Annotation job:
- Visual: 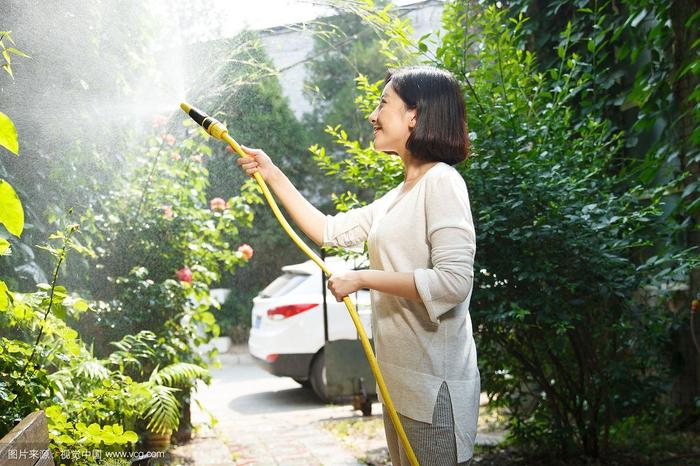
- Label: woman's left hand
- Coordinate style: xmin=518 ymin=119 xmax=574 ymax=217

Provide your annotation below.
xmin=327 ymin=270 xmax=364 ymax=302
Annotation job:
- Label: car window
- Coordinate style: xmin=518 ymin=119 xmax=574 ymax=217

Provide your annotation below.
xmin=259 ymin=272 xmax=309 ymax=298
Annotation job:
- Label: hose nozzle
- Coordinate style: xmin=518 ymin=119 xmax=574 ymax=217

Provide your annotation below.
xmin=180 ymin=102 xmax=228 ymax=140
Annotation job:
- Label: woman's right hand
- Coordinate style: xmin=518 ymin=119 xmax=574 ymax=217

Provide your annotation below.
xmin=233 ymin=145 xmax=278 ymax=182
xmin=233 ymin=144 xmax=326 ymax=246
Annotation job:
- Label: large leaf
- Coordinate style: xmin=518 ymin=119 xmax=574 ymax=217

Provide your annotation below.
xmin=0 ymin=179 xmax=24 ymax=237
xmin=0 ymin=111 xmax=18 ymax=155
xmin=144 ymin=384 xmax=180 ymax=434
xmin=0 ymin=280 xmax=8 ymax=309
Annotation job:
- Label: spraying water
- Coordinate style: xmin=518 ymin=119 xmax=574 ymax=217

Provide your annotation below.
xmin=0 ymin=0 xmax=335 ymax=284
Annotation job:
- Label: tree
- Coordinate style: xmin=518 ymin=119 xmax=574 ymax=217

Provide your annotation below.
xmin=302 ymin=10 xmax=387 ymax=149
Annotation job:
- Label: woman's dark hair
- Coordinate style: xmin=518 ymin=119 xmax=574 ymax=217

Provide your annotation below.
xmin=385 ymin=66 xmax=469 ymax=165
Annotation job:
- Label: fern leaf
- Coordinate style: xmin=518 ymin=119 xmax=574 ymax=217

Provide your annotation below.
xmin=151 ymin=362 xmax=210 ymax=387
xmin=144 ymin=385 xmax=180 ymax=434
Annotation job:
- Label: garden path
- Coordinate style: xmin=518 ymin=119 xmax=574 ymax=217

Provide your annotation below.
xmin=189 ymin=344 xmax=505 ymax=465
xmin=191 ymin=345 xmax=365 ymax=465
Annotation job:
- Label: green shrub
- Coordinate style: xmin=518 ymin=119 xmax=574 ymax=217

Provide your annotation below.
xmin=74 ymin=121 xmax=255 ymax=357
xmin=446 ymin=6 xmax=693 ymax=456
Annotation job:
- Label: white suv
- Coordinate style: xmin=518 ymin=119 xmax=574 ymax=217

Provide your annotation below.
xmin=248 ymin=255 xmax=372 ymax=400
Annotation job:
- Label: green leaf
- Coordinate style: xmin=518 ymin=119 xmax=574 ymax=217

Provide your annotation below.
xmin=73 ymin=299 xmax=89 ymax=312
xmin=0 ymin=238 xmax=10 ymax=255
xmin=87 ymin=423 xmax=102 ymax=436
xmin=151 ymin=362 xmax=209 ymax=387
xmin=58 ymin=434 xmax=75 ymax=445
xmin=0 ymin=280 xmax=8 ymax=309
xmin=53 ymin=303 xmax=67 ymax=321
xmin=587 ymin=39 xmax=595 ymax=53
xmin=0 ymin=111 xmax=18 ymax=155
xmin=101 ymin=430 xmax=117 ymax=445
xmin=630 ymin=9 xmax=647 ymax=28
xmin=6 ymin=47 xmax=29 ymax=58
xmin=53 ymin=285 xmax=68 ymax=299
xmin=65 ymin=340 xmax=81 ymax=356
xmin=2 ymin=64 xmax=13 ymax=79
xmin=686 ymin=196 xmax=700 ymax=214
xmin=144 ymin=385 xmax=180 ymax=434
xmin=44 ymin=405 xmax=63 ymax=419
xmin=0 ymin=180 xmax=24 ymax=237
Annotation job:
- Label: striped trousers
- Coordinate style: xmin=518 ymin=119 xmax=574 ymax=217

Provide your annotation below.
xmin=382 ymin=382 xmax=472 ymax=466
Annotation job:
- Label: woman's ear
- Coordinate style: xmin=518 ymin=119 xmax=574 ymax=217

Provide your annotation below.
xmin=407 ymin=109 xmax=417 ymax=129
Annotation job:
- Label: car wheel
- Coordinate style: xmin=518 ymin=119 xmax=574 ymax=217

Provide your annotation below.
xmin=310 ymin=349 xmax=327 ymax=402
xmin=293 ymin=378 xmax=311 ymax=389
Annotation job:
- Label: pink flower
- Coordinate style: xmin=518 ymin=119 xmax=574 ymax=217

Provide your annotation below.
xmin=175 ymin=267 xmax=193 ymax=283
xmin=190 ymin=153 xmax=203 ymax=163
xmin=237 ymin=244 xmax=254 ymax=261
xmin=152 ymin=114 xmax=168 ymax=127
xmin=171 ymin=153 xmax=181 ymax=161
xmin=161 ymin=205 xmax=174 ymax=219
xmin=209 ymin=197 xmax=227 ymax=211
xmin=163 ymin=134 xmax=176 ymax=146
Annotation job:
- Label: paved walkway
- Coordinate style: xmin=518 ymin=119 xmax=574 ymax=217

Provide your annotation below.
xmin=190 ymin=345 xmax=365 ymax=465
xmin=188 ymin=344 xmax=505 ymax=465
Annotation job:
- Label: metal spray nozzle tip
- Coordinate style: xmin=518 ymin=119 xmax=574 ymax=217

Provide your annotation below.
xmin=179 ymin=102 xmax=227 ymax=140
xmin=179 ymin=102 xmax=209 ymax=128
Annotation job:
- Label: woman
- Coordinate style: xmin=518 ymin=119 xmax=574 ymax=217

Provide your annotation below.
xmin=236 ymin=66 xmax=478 ymax=466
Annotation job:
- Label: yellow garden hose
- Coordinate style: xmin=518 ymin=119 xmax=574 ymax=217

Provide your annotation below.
xmin=180 ymin=103 xmax=419 ymax=466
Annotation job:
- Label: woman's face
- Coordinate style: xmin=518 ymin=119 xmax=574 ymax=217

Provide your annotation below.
xmin=368 ymin=82 xmax=416 ymax=156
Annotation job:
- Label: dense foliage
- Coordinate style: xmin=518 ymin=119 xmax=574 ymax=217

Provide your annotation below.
xmin=446 ymin=6 xmax=692 ymax=456
xmin=493 ymin=0 xmax=700 ymax=425
xmin=1 ymin=45 xmax=143 ymax=463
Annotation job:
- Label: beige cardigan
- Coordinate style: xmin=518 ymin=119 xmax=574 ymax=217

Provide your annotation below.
xmin=323 ymin=161 xmax=480 ymax=462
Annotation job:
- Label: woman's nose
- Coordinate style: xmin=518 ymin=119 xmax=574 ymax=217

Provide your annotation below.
xmin=368 ymin=108 xmax=378 ymax=124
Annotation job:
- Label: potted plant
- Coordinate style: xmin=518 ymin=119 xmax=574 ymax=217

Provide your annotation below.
xmin=107 ymin=331 xmax=210 ymax=450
